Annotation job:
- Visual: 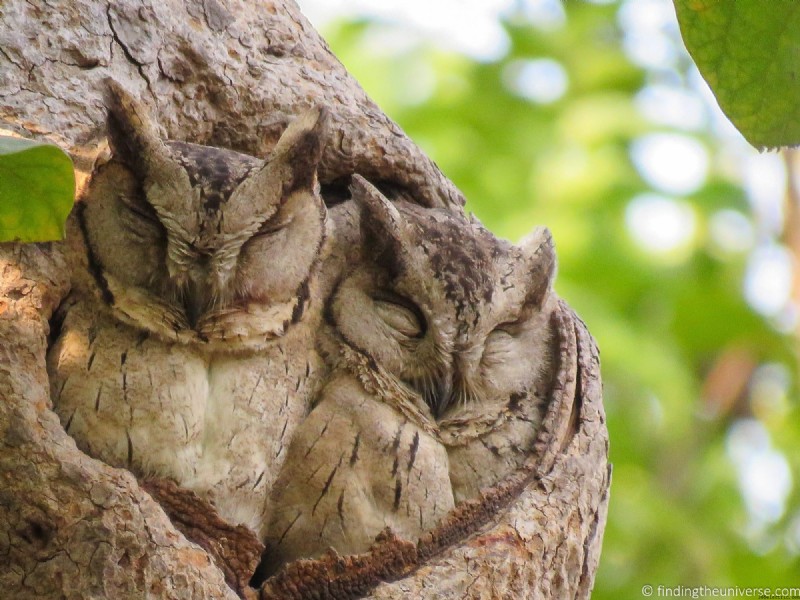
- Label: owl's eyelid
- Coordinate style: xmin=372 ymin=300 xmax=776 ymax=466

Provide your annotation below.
xmin=494 ymin=299 xmax=541 ymax=334
xmin=493 ymin=318 xmax=523 ymax=336
xmin=372 ymin=290 xmax=424 ymax=318
xmin=371 ymin=290 xmax=427 ymax=338
xmin=482 ymin=323 xmax=517 ymax=365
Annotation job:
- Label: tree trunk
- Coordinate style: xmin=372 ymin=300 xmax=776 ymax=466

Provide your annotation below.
xmin=0 ymin=1 xmax=610 ymax=598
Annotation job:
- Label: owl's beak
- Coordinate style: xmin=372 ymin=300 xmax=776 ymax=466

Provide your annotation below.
xmin=182 ymin=273 xmax=213 ymax=329
xmin=408 ymin=368 xmax=453 ymax=419
xmin=431 ymin=353 xmax=482 ymax=418
xmin=178 ymin=250 xmax=220 ymax=329
xmin=430 ymin=377 xmax=453 ymax=419
xmin=411 ymin=351 xmax=483 ymax=418
xmin=184 ymin=293 xmax=204 ymax=329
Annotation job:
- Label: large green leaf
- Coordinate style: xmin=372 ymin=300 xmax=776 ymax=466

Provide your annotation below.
xmin=0 ymin=136 xmax=74 ymax=242
xmin=673 ymin=0 xmax=800 ymax=149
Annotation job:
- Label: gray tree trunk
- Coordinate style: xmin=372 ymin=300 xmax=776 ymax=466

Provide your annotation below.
xmin=0 ymin=1 xmax=610 ymax=598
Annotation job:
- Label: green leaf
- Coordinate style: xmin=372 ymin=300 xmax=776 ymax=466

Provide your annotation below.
xmin=0 ymin=136 xmax=75 ymax=242
xmin=673 ymin=0 xmax=800 ymax=149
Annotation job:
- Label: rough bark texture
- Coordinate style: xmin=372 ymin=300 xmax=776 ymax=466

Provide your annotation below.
xmin=0 ymin=0 xmax=464 ymax=209
xmin=0 ymin=1 xmax=609 ymax=598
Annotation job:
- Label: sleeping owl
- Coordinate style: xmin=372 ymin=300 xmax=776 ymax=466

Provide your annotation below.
xmin=47 ymin=82 xmax=329 ymax=538
xmin=262 ymin=175 xmax=555 ymax=572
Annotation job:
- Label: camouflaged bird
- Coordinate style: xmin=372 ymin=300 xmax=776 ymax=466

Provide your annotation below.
xmin=262 ymin=175 xmax=556 ymax=573
xmin=47 ymin=82 xmax=329 ymax=538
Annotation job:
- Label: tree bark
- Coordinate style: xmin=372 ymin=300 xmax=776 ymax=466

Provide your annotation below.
xmin=0 ymin=1 xmax=610 ymax=598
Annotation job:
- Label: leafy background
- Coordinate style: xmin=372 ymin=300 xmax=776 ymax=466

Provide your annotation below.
xmin=297 ymin=0 xmax=800 ymax=595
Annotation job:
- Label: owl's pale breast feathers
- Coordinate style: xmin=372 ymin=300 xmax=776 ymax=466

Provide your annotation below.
xmin=263 ymin=374 xmax=453 ymax=572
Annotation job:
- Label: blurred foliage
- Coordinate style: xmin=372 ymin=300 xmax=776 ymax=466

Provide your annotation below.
xmin=313 ymin=0 xmax=800 ymax=595
xmin=0 ymin=136 xmax=74 ymax=242
xmin=674 ymin=0 xmax=800 ymax=149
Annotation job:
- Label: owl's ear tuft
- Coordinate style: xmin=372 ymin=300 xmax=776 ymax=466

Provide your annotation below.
xmin=519 ymin=226 xmax=556 ymax=309
xmin=350 ymin=175 xmax=409 ymax=278
xmin=103 ymin=79 xmax=195 ymax=223
xmin=103 ymin=79 xmax=189 ymax=203
xmin=104 ymin=80 xmax=165 ymax=174
xmin=270 ymin=106 xmax=330 ymax=193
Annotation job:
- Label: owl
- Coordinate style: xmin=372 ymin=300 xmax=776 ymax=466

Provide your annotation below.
xmin=47 ymin=82 xmax=329 ymax=539
xmin=261 ymin=176 xmax=555 ymax=574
